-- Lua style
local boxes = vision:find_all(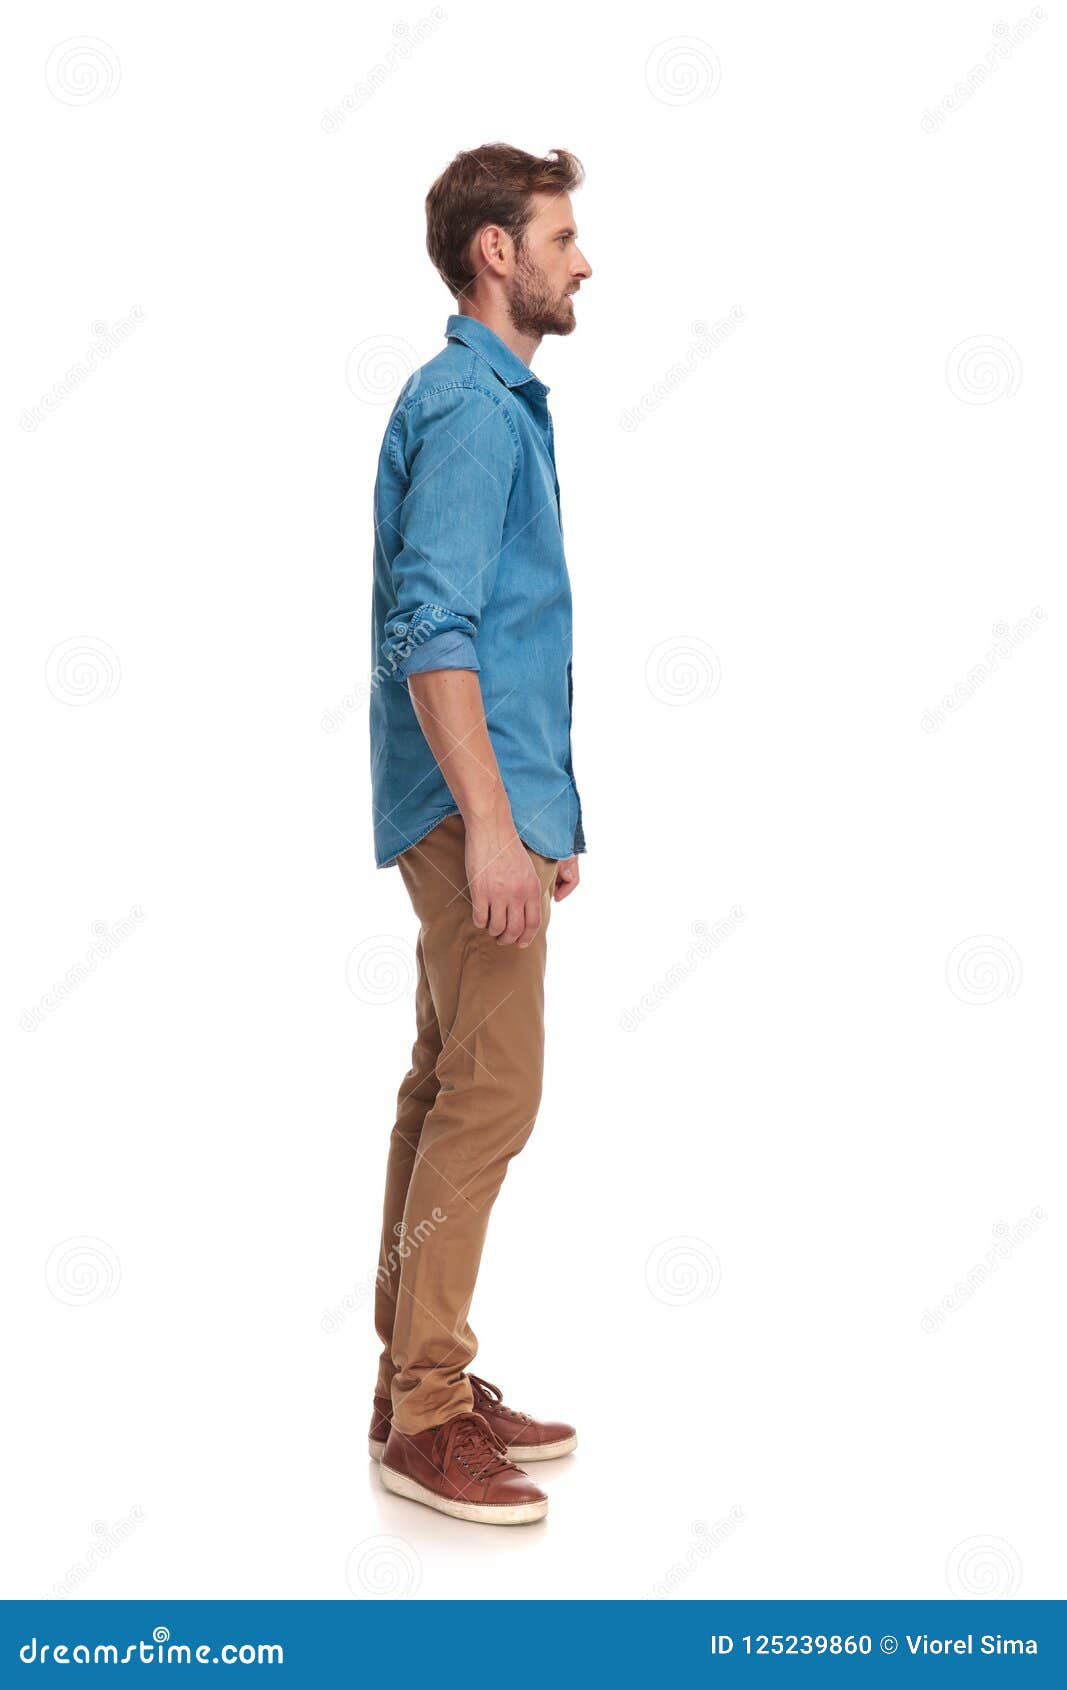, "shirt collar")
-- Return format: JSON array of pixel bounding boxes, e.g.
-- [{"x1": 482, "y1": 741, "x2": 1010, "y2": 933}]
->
[{"x1": 445, "y1": 313, "x2": 549, "y2": 396}]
